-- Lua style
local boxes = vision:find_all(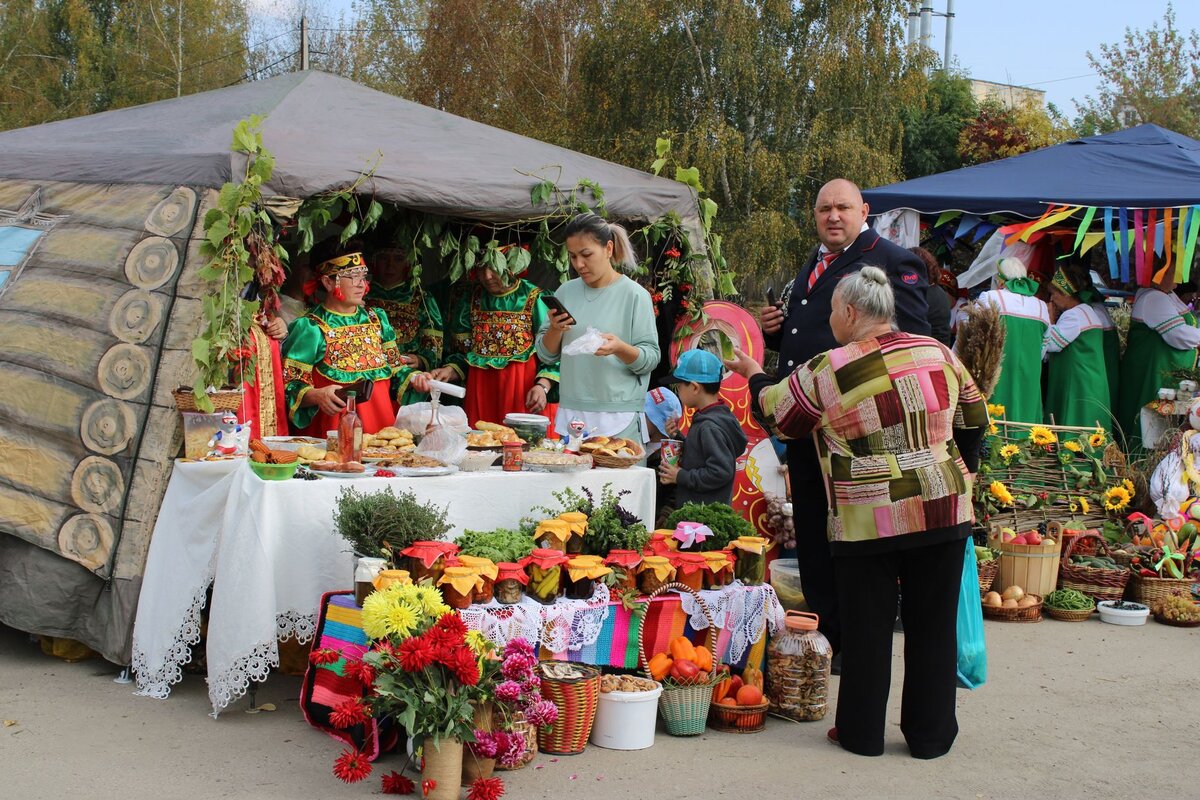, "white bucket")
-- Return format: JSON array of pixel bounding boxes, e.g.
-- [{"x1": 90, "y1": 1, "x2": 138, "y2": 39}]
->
[{"x1": 588, "y1": 685, "x2": 663, "y2": 750}]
